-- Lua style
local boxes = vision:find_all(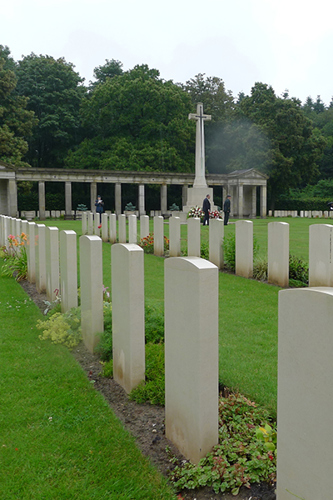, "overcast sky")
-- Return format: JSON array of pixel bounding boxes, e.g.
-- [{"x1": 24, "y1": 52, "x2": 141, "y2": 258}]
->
[{"x1": 2, "y1": 0, "x2": 333, "y2": 105}]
